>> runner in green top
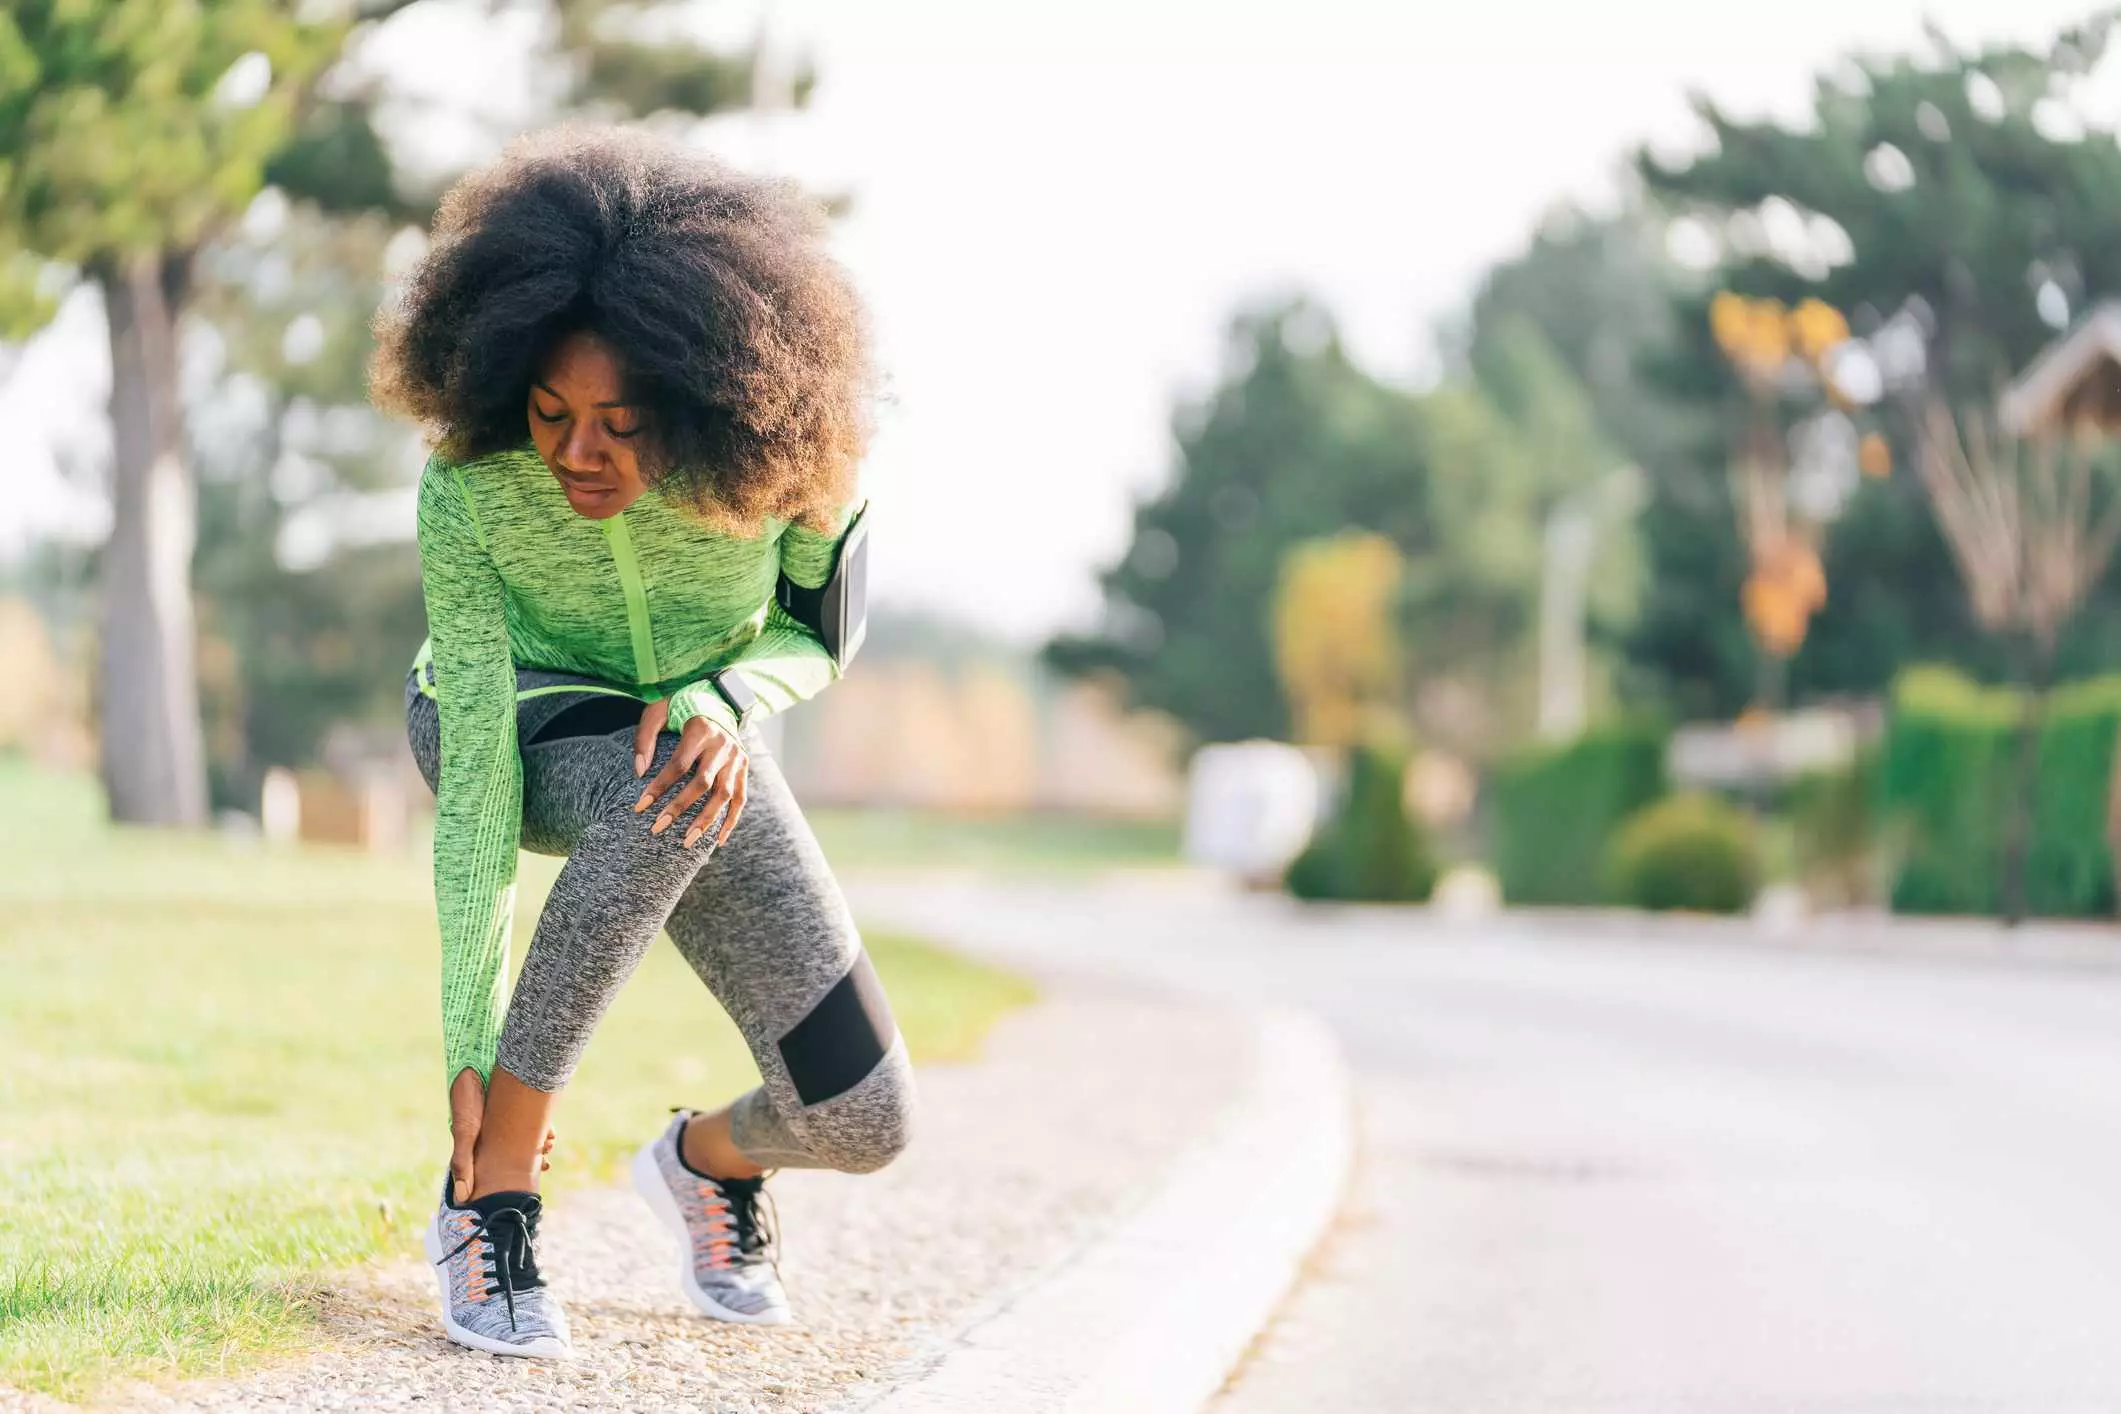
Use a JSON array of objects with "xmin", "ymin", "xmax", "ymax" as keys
[{"xmin": 375, "ymin": 126, "xmax": 910, "ymax": 1358}]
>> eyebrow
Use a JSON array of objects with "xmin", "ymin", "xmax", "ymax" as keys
[{"xmin": 533, "ymin": 380, "xmax": 633, "ymax": 410}]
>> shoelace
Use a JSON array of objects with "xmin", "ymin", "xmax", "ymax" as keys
[
  {"xmin": 670, "ymin": 1109, "xmax": 781, "ymax": 1278},
  {"xmin": 726, "ymin": 1175, "xmax": 781, "ymax": 1272},
  {"xmin": 435, "ymin": 1203, "xmax": 543, "ymax": 1332}
]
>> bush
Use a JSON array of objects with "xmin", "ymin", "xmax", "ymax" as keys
[
  {"xmin": 1881, "ymin": 667, "xmax": 2121, "ymax": 918},
  {"xmin": 1285, "ymin": 740, "xmax": 1437, "ymax": 903},
  {"xmin": 1605, "ymin": 793, "xmax": 1761, "ymax": 914},
  {"xmin": 1491, "ymin": 720, "xmax": 1668, "ymax": 905}
]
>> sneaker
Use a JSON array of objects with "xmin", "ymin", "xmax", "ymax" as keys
[
  {"xmin": 423, "ymin": 1179, "xmax": 574, "ymax": 1359},
  {"xmin": 631, "ymin": 1110, "xmax": 791, "ymax": 1324}
]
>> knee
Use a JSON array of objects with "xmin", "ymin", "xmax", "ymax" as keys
[{"xmin": 807, "ymin": 1051, "xmax": 917, "ymax": 1175}]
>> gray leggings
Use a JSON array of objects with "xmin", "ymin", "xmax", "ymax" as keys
[{"xmin": 406, "ymin": 670, "xmax": 915, "ymax": 1173}]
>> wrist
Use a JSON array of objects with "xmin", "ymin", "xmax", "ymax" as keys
[{"xmin": 667, "ymin": 680, "xmax": 745, "ymax": 740}]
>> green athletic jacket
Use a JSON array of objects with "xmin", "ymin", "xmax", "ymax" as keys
[{"xmin": 414, "ymin": 450, "xmax": 857, "ymax": 1083}]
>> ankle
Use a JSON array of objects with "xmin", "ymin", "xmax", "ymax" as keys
[
  {"xmin": 679, "ymin": 1111, "xmax": 765, "ymax": 1182},
  {"xmin": 466, "ymin": 1167, "xmax": 541, "ymax": 1202}
]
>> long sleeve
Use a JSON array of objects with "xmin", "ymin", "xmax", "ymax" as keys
[
  {"xmin": 664, "ymin": 502, "xmax": 860, "ymax": 737},
  {"xmin": 417, "ymin": 461, "xmax": 522, "ymax": 1084}
]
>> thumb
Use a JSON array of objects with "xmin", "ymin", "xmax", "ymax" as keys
[
  {"xmin": 450, "ymin": 1109, "xmax": 479, "ymax": 1204},
  {"xmin": 634, "ymin": 698, "xmax": 670, "ymax": 778},
  {"xmin": 449, "ymin": 1069, "xmax": 483, "ymax": 1204}
]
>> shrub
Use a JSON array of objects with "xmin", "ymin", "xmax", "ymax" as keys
[
  {"xmin": 1491, "ymin": 720, "xmax": 1668, "ymax": 905},
  {"xmin": 1880, "ymin": 667, "xmax": 2121, "ymax": 918},
  {"xmin": 1605, "ymin": 793, "xmax": 1761, "ymax": 914},
  {"xmin": 1285, "ymin": 740, "xmax": 1437, "ymax": 903}
]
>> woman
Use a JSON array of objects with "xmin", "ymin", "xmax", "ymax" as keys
[{"xmin": 373, "ymin": 127, "xmax": 911, "ymax": 1361}]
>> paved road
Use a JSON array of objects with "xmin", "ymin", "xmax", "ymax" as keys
[{"xmin": 849, "ymin": 877, "xmax": 2121, "ymax": 1414}]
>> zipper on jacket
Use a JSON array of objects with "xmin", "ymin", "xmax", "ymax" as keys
[{"xmin": 600, "ymin": 512, "xmax": 661, "ymax": 685}]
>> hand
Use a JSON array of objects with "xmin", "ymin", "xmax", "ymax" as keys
[
  {"xmin": 448, "ymin": 1067, "xmax": 556, "ymax": 1204},
  {"xmin": 632, "ymin": 698, "xmax": 749, "ymax": 850}
]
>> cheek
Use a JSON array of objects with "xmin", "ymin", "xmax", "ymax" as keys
[{"xmin": 614, "ymin": 444, "xmax": 647, "ymax": 491}]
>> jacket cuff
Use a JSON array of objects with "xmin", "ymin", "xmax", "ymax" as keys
[{"xmin": 665, "ymin": 681, "xmax": 744, "ymax": 740}]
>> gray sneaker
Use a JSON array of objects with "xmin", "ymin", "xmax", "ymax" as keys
[
  {"xmin": 424, "ymin": 1180, "xmax": 574, "ymax": 1359},
  {"xmin": 632, "ymin": 1111, "xmax": 791, "ymax": 1324}
]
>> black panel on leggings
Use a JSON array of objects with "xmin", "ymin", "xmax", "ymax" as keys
[
  {"xmin": 778, "ymin": 952, "xmax": 895, "ymax": 1106},
  {"xmin": 527, "ymin": 694, "xmax": 643, "ymax": 745}
]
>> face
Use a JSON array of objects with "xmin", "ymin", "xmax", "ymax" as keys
[{"xmin": 527, "ymin": 330, "xmax": 649, "ymax": 518}]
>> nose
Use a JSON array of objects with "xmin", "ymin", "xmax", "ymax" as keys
[{"xmin": 557, "ymin": 421, "xmax": 604, "ymax": 474}]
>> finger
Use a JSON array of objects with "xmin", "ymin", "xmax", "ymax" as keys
[
  {"xmin": 685, "ymin": 751, "xmax": 744, "ymax": 849},
  {"xmin": 638, "ymin": 727, "xmax": 707, "ymax": 815},
  {"xmin": 633, "ymin": 699, "xmax": 670, "ymax": 778},
  {"xmin": 670, "ymin": 742, "xmax": 738, "ymax": 843},
  {"xmin": 450, "ymin": 1133, "xmax": 477, "ymax": 1204},
  {"xmin": 714, "ymin": 761, "xmax": 750, "ymax": 847},
  {"xmin": 658, "ymin": 733, "xmax": 734, "ymax": 835},
  {"xmin": 684, "ymin": 780, "xmax": 734, "ymax": 850}
]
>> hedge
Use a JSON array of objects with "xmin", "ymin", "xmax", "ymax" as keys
[
  {"xmin": 1286, "ymin": 740, "xmax": 1437, "ymax": 903},
  {"xmin": 1881, "ymin": 666, "xmax": 2121, "ymax": 918},
  {"xmin": 1491, "ymin": 720, "xmax": 1668, "ymax": 905}
]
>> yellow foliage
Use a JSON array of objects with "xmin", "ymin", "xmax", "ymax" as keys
[
  {"xmin": 1858, "ymin": 431, "xmax": 1891, "ymax": 478},
  {"xmin": 1742, "ymin": 539, "xmax": 1827, "ymax": 657},
  {"xmin": 1709, "ymin": 291, "xmax": 1809, "ymax": 380},
  {"xmin": 1788, "ymin": 298, "xmax": 1850, "ymax": 364},
  {"xmin": 1745, "ymin": 298, "xmax": 1791, "ymax": 371},
  {"xmin": 1709, "ymin": 291, "xmax": 1751, "ymax": 361},
  {"xmin": 1273, "ymin": 532, "xmax": 1404, "ymax": 748}
]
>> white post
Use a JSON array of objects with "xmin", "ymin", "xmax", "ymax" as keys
[{"xmin": 1536, "ymin": 465, "xmax": 1643, "ymax": 742}]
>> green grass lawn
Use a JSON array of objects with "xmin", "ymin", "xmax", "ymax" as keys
[{"xmin": 0, "ymin": 763, "xmax": 1033, "ymax": 1400}]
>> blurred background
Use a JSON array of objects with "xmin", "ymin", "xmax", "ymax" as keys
[
  {"xmin": 12, "ymin": 0, "xmax": 2121, "ymax": 920},
  {"xmin": 18, "ymin": 1, "xmax": 2121, "ymax": 1404}
]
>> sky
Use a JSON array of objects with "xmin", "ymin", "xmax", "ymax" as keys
[{"xmin": 1, "ymin": 0, "xmax": 2107, "ymax": 638}]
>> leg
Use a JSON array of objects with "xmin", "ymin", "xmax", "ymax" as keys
[
  {"xmin": 663, "ymin": 752, "xmax": 917, "ymax": 1175},
  {"xmin": 408, "ymin": 672, "xmax": 723, "ymax": 1192},
  {"xmin": 495, "ymin": 722, "xmax": 723, "ymax": 1093}
]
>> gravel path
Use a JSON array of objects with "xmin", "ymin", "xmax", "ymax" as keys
[{"xmin": 92, "ymin": 992, "xmax": 1247, "ymax": 1414}]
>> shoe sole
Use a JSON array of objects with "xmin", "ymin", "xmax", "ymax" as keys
[
  {"xmin": 422, "ymin": 1213, "xmax": 574, "ymax": 1360},
  {"xmin": 630, "ymin": 1140, "xmax": 793, "ymax": 1325}
]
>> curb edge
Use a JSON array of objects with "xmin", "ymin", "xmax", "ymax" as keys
[{"xmin": 864, "ymin": 1007, "xmax": 1353, "ymax": 1413}]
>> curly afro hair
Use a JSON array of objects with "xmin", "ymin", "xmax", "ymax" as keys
[{"xmin": 371, "ymin": 125, "xmax": 872, "ymax": 532}]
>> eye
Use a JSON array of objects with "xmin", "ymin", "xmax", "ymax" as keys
[
  {"xmin": 606, "ymin": 422, "xmax": 641, "ymax": 441},
  {"xmin": 533, "ymin": 403, "xmax": 567, "ymax": 425}
]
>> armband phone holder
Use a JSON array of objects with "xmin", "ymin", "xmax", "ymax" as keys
[{"xmin": 776, "ymin": 502, "xmax": 869, "ymax": 669}]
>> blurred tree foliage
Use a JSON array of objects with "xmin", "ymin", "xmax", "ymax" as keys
[
  {"xmin": 1628, "ymin": 14, "xmax": 2121, "ymax": 717},
  {"xmin": 189, "ymin": 205, "xmax": 427, "ymax": 810},
  {"xmin": 0, "ymin": 0, "xmax": 784, "ymax": 817},
  {"xmin": 1272, "ymin": 532, "xmax": 1404, "ymax": 748},
  {"xmin": 1458, "ymin": 205, "xmax": 1694, "ymax": 479},
  {"xmin": 1049, "ymin": 300, "xmax": 1635, "ymax": 757}
]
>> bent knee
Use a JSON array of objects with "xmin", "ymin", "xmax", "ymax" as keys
[{"xmin": 805, "ymin": 1056, "xmax": 916, "ymax": 1174}]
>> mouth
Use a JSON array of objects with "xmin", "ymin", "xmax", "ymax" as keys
[{"xmin": 553, "ymin": 467, "xmax": 617, "ymax": 500}]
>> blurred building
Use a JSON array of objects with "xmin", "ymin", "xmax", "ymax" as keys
[{"xmin": 774, "ymin": 658, "xmax": 1184, "ymax": 820}]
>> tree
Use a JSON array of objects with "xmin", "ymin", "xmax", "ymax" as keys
[
  {"xmin": 1272, "ymin": 532, "xmax": 1404, "ymax": 748},
  {"xmin": 1912, "ymin": 400, "xmax": 2121, "ymax": 919},
  {"xmin": 0, "ymin": 0, "xmax": 785, "ymax": 824},
  {"xmin": 1046, "ymin": 301, "xmax": 1429, "ymax": 745},
  {"xmin": 1050, "ymin": 299, "xmax": 1631, "ymax": 757},
  {"xmin": 1458, "ymin": 205, "xmax": 1690, "ymax": 478},
  {"xmin": 1627, "ymin": 14, "xmax": 2121, "ymax": 714},
  {"xmin": 0, "ymin": 3, "xmax": 352, "ymax": 824},
  {"xmin": 188, "ymin": 204, "xmax": 428, "ymax": 810}
]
